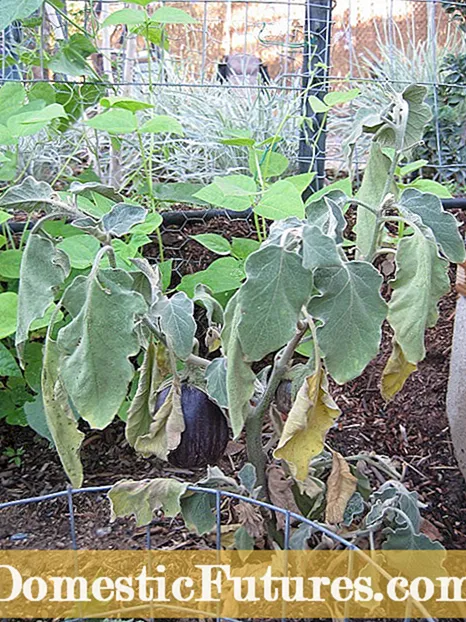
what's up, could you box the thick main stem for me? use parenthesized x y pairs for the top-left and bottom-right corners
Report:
(245, 324), (307, 493)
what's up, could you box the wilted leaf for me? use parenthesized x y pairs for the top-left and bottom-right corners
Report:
(221, 294), (255, 437)
(309, 261), (387, 384)
(57, 269), (146, 428)
(343, 492), (365, 526)
(236, 501), (265, 538)
(325, 451), (357, 524)
(274, 369), (340, 480)
(267, 464), (299, 530)
(399, 188), (465, 264)
(387, 232), (450, 364)
(181, 491), (216, 535)
(102, 203), (147, 237)
(205, 357), (228, 409)
(109, 478), (188, 526)
(126, 341), (169, 447)
(305, 190), (346, 244)
(238, 244), (312, 362)
(152, 291), (196, 360)
(134, 383), (185, 460)
(23, 390), (53, 443)
(0, 176), (54, 212)
(193, 283), (224, 326)
(16, 233), (70, 359)
(381, 341), (417, 401)
(42, 337), (84, 487)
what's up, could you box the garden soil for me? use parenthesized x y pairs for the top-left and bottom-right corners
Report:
(1, 212), (465, 562)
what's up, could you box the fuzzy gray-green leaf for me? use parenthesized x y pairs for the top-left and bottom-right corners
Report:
(152, 291), (196, 360)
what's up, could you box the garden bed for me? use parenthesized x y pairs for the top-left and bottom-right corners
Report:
(1, 212), (466, 553)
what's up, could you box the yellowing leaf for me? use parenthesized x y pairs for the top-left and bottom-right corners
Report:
(134, 383), (185, 460)
(381, 341), (417, 402)
(109, 478), (188, 527)
(274, 369), (340, 480)
(325, 451), (357, 524)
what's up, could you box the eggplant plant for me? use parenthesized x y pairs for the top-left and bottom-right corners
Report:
(10, 84), (464, 549)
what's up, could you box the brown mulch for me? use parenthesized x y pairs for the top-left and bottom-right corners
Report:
(1, 211), (466, 555)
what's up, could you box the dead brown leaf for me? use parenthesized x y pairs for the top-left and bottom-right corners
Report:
(236, 501), (265, 538)
(267, 464), (299, 530)
(325, 451), (357, 524)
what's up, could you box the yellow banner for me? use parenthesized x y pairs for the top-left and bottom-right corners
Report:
(1, 550), (466, 619)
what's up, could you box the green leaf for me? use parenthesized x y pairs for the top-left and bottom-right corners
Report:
(86, 108), (138, 134)
(193, 283), (224, 326)
(231, 237), (260, 260)
(308, 262), (387, 383)
(220, 129), (255, 147)
(47, 34), (96, 78)
(133, 383), (185, 459)
(23, 341), (43, 391)
(403, 178), (453, 199)
(151, 6), (197, 23)
(42, 337), (84, 487)
(387, 232), (450, 364)
(0, 83), (26, 123)
(16, 233), (70, 357)
(205, 357), (228, 409)
(308, 95), (329, 114)
(152, 292), (196, 360)
(238, 463), (257, 494)
(284, 172), (315, 193)
(131, 211), (163, 234)
(101, 96), (154, 112)
(69, 181), (123, 202)
(0, 249), (23, 280)
(235, 525), (254, 550)
(194, 175), (256, 211)
(238, 245), (312, 361)
(126, 341), (168, 447)
(57, 234), (100, 270)
(102, 203), (147, 237)
(139, 115), (184, 135)
(20, 103), (67, 125)
(383, 526), (444, 551)
(255, 180), (305, 221)
(0, 0), (44, 30)
(274, 369), (340, 480)
(23, 391), (53, 443)
(248, 149), (289, 179)
(191, 233), (231, 256)
(221, 294), (255, 438)
(324, 88), (360, 107)
(0, 341), (21, 377)
(306, 190), (346, 244)
(302, 225), (341, 269)
(102, 8), (146, 27)
(150, 182), (206, 205)
(305, 177), (352, 204)
(57, 269), (146, 428)
(0, 292), (18, 339)
(177, 257), (244, 298)
(109, 478), (188, 527)
(398, 159), (428, 177)
(399, 188), (464, 263)
(0, 176), (53, 212)
(181, 491), (216, 535)
(354, 142), (391, 258)
(378, 85), (432, 151)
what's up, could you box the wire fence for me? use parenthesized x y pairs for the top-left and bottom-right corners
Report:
(2, 0), (466, 189)
(0, 485), (437, 622)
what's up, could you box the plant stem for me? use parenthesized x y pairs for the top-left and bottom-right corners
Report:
(245, 323), (307, 493)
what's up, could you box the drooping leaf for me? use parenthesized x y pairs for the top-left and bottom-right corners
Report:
(68, 181), (123, 202)
(133, 383), (185, 460)
(221, 294), (255, 438)
(238, 244), (312, 362)
(382, 526), (444, 551)
(193, 284), (224, 326)
(274, 369), (340, 480)
(152, 291), (196, 360)
(47, 34), (96, 78)
(191, 233), (231, 256)
(354, 142), (391, 259)
(126, 341), (169, 447)
(181, 491), (216, 535)
(381, 341), (417, 402)
(305, 190), (346, 244)
(205, 357), (228, 409)
(255, 180), (305, 221)
(23, 390), (53, 443)
(399, 188), (465, 263)
(16, 233), (70, 358)
(139, 115), (184, 135)
(343, 492), (365, 526)
(57, 269), (146, 428)
(387, 232), (450, 364)
(308, 261), (387, 383)
(102, 203), (147, 237)
(325, 451), (357, 524)
(42, 337), (84, 487)
(109, 478), (188, 527)
(0, 342), (21, 377)
(0, 176), (54, 212)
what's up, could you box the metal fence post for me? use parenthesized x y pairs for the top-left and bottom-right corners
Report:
(299, 0), (333, 191)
